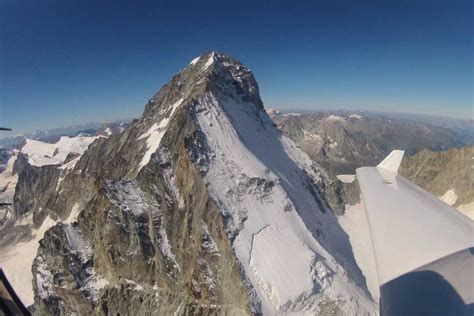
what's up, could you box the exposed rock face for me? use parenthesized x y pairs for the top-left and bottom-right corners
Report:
(16, 52), (377, 315)
(269, 111), (471, 213)
(13, 154), (61, 223)
(30, 53), (253, 315)
(400, 146), (474, 218)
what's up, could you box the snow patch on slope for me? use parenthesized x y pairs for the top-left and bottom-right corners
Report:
(349, 114), (363, 120)
(339, 203), (379, 300)
(439, 189), (458, 206)
(193, 92), (375, 314)
(105, 180), (147, 216)
(138, 98), (184, 171)
(22, 136), (97, 167)
(457, 202), (474, 220)
(0, 216), (57, 306)
(104, 127), (112, 136)
(202, 52), (216, 71)
(190, 56), (200, 65)
(325, 115), (345, 122)
(249, 225), (320, 308)
(0, 153), (18, 206)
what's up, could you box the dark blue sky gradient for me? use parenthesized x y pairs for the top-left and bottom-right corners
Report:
(0, 0), (472, 132)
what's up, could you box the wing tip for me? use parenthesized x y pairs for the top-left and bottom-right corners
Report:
(377, 150), (405, 174)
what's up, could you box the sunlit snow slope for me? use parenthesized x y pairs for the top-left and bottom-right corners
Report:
(185, 53), (376, 314)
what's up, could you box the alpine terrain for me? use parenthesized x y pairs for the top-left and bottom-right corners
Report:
(0, 52), (376, 315)
(268, 110), (473, 213)
(400, 146), (474, 219)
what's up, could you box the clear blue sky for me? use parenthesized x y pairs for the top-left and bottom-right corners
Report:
(0, 0), (472, 133)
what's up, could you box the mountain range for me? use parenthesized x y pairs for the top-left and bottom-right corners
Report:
(268, 110), (473, 213)
(0, 52), (472, 315)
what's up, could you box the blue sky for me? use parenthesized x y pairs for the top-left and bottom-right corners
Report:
(0, 0), (472, 133)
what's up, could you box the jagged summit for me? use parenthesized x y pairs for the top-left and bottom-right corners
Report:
(134, 51), (266, 174)
(144, 51), (263, 119)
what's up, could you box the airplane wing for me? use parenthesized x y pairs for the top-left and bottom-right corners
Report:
(349, 150), (473, 315)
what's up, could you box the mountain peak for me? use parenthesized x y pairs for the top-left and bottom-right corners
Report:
(188, 51), (238, 69)
(144, 51), (263, 122)
(186, 51), (264, 109)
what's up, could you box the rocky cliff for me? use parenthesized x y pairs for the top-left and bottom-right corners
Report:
(400, 146), (474, 219)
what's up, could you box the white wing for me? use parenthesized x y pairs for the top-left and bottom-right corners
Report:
(348, 150), (473, 315)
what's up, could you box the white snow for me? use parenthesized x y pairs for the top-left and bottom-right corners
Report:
(439, 189), (458, 206)
(0, 216), (57, 306)
(104, 127), (112, 136)
(0, 153), (18, 206)
(202, 52), (215, 71)
(338, 203), (379, 301)
(105, 180), (147, 216)
(58, 155), (80, 170)
(190, 56), (200, 65)
(349, 114), (363, 120)
(21, 136), (97, 167)
(201, 222), (220, 256)
(104, 179), (180, 269)
(249, 225), (319, 308)
(265, 108), (281, 116)
(158, 226), (178, 269)
(325, 115), (345, 122)
(193, 92), (375, 314)
(64, 203), (82, 224)
(283, 112), (301, 117)
(64, 224), (93, 263)
(137, 98), (184, 171)
(160, 159), (185, 209)
(0, 202), (84, 306)
(302, 130), (322, 142)
(457, 202), (474, 220)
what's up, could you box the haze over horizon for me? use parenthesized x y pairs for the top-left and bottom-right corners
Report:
(1, 0), (472, 133)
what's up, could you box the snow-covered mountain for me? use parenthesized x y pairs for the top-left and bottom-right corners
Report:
(0, 134), (100, 309)
(0, 121), (128, 150)
(0, 52), (376, 314)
